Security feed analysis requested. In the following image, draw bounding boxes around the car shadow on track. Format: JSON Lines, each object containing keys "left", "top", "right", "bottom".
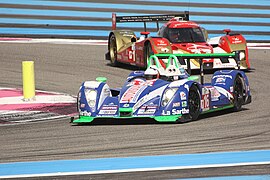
{"left": 71, "top": 108, "right": 250, "bottom": 126}
{"left": 198, "top": 107, "right": 250, "bottom": 121}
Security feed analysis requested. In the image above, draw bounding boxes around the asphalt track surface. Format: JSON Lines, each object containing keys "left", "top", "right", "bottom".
{"left": 0, "top": 43, "right": 270, "bottom": 178}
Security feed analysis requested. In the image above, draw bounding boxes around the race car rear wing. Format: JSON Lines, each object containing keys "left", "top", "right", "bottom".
{"left": 151, "top": 52, "right": 240, "bottom": 85}
{"left": 112, "top": 12, "right": 189, "bottom": 32}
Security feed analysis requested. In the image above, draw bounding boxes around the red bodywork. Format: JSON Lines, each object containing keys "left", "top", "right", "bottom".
{"left": 109, "top": 15, "right": 250, "bottom": 69}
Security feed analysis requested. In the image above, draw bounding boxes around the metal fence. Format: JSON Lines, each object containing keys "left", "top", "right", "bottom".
{"left": 0, "top": 0, "right": 269, "bottom": 42}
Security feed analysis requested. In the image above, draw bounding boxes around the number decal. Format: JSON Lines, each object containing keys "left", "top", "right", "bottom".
{"left": 201, "top": 88, "right": 210, "bottom": 111}
{"left": 128, "top": 51, "right": 133, "bottom": 60}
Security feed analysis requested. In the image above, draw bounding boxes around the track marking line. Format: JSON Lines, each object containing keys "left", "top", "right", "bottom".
{"left": 0, "top": 95, "right": 76, "bottom": 105}
{"left": 0, "top": 161, "right": 270, "bottom": 179}
{"left": 0, "top": 150, "right": 270, "bottom": 179}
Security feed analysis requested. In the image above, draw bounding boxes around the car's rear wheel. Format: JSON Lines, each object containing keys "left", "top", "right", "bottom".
{"left": 109, "top": 34, "right": 119, "bottom": 67}
{"left": 233, "top": 75, "right": 244, "bottom": 111}
{"left": 143, "top": 42, "right": 153, "bottom": 68}
{"left": 188, "top": 85, "right": 201, "bottom": 121}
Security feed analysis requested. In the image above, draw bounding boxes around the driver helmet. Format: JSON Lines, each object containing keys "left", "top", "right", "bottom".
{"left": 170, "top": 32, "right": 179, "bottom": 42}
{"left": 144, "top": 68, "right": 159, "bottom": 80}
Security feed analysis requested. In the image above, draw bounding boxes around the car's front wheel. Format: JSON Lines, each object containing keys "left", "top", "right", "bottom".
{"left": 143, "top": 42, "right": 153, "bottom": 68}
{"left": 188, "top": 85, "right": 201, "bottom": 121}
{"left": 109, "top": 34, "right": 119, "bottom": 67}
{"left": 176, "top": 85, "right": 201, "bottom": 123}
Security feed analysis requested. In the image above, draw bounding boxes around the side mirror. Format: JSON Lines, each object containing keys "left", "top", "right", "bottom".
{"left": 140, "top": 32, "right": 150, "bottom": 38}
{"left": 223, "top": 29, "right": 231, "bottom": 35}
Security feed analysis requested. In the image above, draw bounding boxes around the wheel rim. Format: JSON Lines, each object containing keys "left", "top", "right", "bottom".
{"left": 109, "top": 37, "right": 117, "bottom": 64}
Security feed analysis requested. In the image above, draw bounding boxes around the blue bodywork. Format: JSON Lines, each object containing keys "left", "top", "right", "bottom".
{"left": 73, "top": 69, "right": 251, "bottom": 124}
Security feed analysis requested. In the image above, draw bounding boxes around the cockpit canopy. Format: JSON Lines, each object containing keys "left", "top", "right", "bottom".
{"left": 158, "top": 26, "right": 206, "bottom": 43}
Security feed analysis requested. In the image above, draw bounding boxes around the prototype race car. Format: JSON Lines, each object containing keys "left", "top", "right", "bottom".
{"left": 105, "top": 12, "right": 250, "bottom": 70}
{"left": 72, "top": 52, "right": 251, "bottom": 124}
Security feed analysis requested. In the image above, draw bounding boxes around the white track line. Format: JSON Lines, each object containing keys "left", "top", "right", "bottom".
{"left": 0, "top": 95, "right": 76, "bottom": 104}
{"left": 1, "top": 161, "right": 270, "bottom": 179}
{"left": 0, "top": 38, "right": 107, "bottom": 45}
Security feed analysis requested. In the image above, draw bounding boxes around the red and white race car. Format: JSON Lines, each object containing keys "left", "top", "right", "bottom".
{"left": 105, "top": 12, "right": 250, "bottom": 70}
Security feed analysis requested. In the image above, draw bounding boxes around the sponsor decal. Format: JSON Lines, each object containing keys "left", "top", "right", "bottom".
{"left": 157, "top": 39, "right": 168, "bottom": 46}
{"left": 181, "top": 101, "right": 187, "bottom": 107}
{"left": 180, "top": 91, "right": 186, "bottom": 100}
{"left": 231, "top": 37, "right": 243, "bottom": 44}
{"left": 98, "top": 110, "right": 117, "bottom": 115}
{"left": 123, "top": 104, "right": 129, "bottom": 107}
{"left": 98, "top": 105, "right": 118, "bottom": 115}
{"left": 205, "top": 86, "right": 221, "bottom": 101}
{"left": 230, "top": 86, "right": 234, "bottom": 93}
{"left": 101, "top": 105, "right": 117, "bottom": 110}
{"left": 216, "top": 77, "right": 226, "bottom": 83}
{"left": 127, "top": 79, "right": 156, "bottom": 86}
{"left": 181, "top": 108, "right": 189, "bottom": 114}
{"left": 172, "top": 108, "right": 189, "bottom": 115}
{"left": 162, "top": 108, "right": 189, "bottom": 115}
{"left": 172, "top": 49, "right": 184, "bottom": 54}
{"left": 137, "top": 106, "right": 157, "bottom": 115}
{"left": 136, "top": 46, "right": 143, "bottom": 51}
{"left": 79, "top": 110, "right": 91, "bottom": 116}
{"left": 186, "top": 44, "right": 212, "bottom": 54}
{"left": 162, "top": 110, "right": 171, "bottom": 115}
{"left": 121, "top": 85, "right": 147, "bottom": 103}
{"left": 213, "top": 74, "right": 233, "bottom": 79}
{"left": 173, "top": 102, "right": 180, "bottom": 107}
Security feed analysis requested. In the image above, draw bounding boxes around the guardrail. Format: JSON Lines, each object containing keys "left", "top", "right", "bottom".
{"left": 0, "top": 0, "right": 269, "bottom": 42}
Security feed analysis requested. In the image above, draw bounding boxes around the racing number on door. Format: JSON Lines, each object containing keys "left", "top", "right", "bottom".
{"left": 201, "top": 90, "right": 210, "bottom": 111}
{"left": 128, "top": 51, "right": 133, "bottom": 60}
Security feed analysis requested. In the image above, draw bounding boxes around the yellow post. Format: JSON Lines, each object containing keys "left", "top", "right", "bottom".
{"left": 22, "top": 61, "right": 35, "bottom": 101}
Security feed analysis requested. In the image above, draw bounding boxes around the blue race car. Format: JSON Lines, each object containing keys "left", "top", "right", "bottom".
{"left": 72, "top": 53, "right": 251, "bottom": 124}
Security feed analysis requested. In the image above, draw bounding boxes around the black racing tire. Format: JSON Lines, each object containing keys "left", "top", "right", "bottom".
{"left": 188, "top": 85, "right": 201, "bottom": 121}
{"left": 233, "top": 75, "right": 244, "bottom": 111}
{"left": 143, "top": 42, "right": 153, "bottom": 69}
{"left": 109, "top": 34, "right": 119, "bottom": 67}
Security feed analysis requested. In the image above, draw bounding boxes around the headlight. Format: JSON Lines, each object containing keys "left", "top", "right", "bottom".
{"left": 239, "top": 51, "right": 245, "bottom": 60}
{"left": 84, "top": 89, "right": 97, "bottom": 108}
{"left": 162, "top": 88, "right": 177, "bottom": 106}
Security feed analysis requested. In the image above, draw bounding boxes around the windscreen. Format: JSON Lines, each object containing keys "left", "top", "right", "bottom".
{"left": 168, "top": 27, "right": 206, "bottom": 43}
